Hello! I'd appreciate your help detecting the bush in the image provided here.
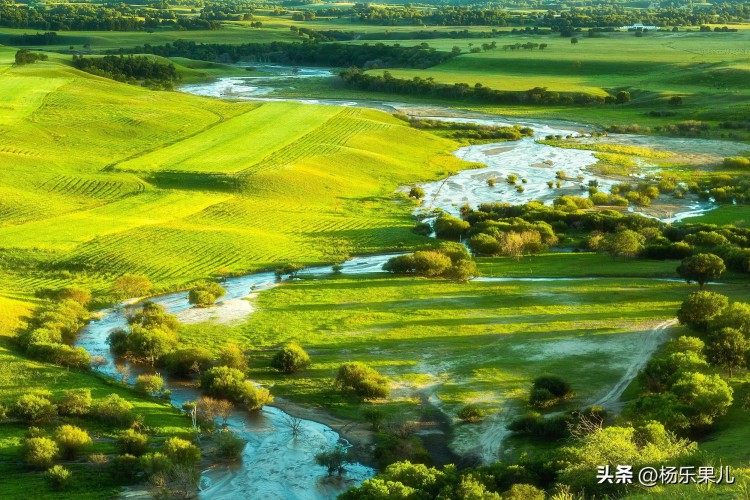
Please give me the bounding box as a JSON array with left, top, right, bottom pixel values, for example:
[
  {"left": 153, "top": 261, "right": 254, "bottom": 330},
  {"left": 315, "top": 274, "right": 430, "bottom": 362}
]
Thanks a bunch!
[
  {"left": 116, "top": 429, "right": 150, "bottom": 456},
  {"left": 58, "top": 389, "right": 92, "bottom": 416},
  {"left": 54, "top": 425, "right": 92, "bottom": 459},
  {"left": 409, "top": 186, "right": 425, "bottom": 199},
  {"left": 134, "top": 374, "right": 165, "bottom": 397},
  {"left": 26, "top": 342, "right": 91, "bottom": 369},
  {"left": 458, "top": 404, "right": 486, "bottom": 423},
  {"left": 214, "top": 430, "right": 245, "bottom": 460},
  {"left": 723, "top": 157, "right": 750, "bottom": 169},
  {"left": 433, "top": 214, "right": 470, "bottom": 240},
  {"left": 92, "top": 394, "right": 135, "bottom": 426},
  {"left": 160, "top": 347, "right": 213, "bottom": 377},
  {"left": 504, "top": 483, "right": 545, "bottom": 500},
  {"left": 271, "top": 343, "right": 311, "bottom": 374},
  {"left": 109, "top": 454, "right": 141, "bottom": 484},
  {"left": 139, "top": 452, "right": 173, "bottom": 476},
  {"left": 336, "top": 362, "right": 390, "bottom": 400},
  {"left": 162, "top": 437, "right": 201, "bottom": 465},
  {"left": 46, "top": 465, "right": 72, "bottom": 491},
  {"left": 22, "top": 437, "right": 59, "bottom": 469},
  {"left": 218, "top": 343, "right": 249, "bottom": 372},
  {"left": 12, "top": 394, "right": 57, "bottom": 424},
  {"left": 529, "top": 375, "right": 574, "bottom": 408},
  {"left": 467, "top": 233, "right": 501, "bottom": 256},
  {"left": 188, "top": 281, "right": 226, "bottom": 306},
  {"left": 201, "top": 366, "right": 272, "bottom": 410},
  {"left": 113, "top": 273, "right": 153, "bottom": 298},
  {"left": 315, "top": 445, "right": 350, "bottom": 476}
]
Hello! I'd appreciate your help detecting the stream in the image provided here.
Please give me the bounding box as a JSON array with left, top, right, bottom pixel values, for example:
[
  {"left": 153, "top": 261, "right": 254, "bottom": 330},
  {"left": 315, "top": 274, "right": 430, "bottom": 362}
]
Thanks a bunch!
[{"left": 73, "top": 66, "right": 749, "bottom": 499}]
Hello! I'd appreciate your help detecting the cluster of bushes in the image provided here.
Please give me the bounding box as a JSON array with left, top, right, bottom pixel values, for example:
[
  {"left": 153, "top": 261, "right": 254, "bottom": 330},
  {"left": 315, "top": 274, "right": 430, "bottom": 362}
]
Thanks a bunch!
[
  {"left": 382, "top": 242, "right": 477, "bottom": 281},
  {"left": 108, "top": 301, "right": 179, "bottom": 366},
  {"left": 17, "top": 288, "right": 92, "bottom": 369},
  {"left": 15, "top": 49, "right": 48, "bottom": 65},
  {"left": 187, "top": 281, "right": 226, "bottom": 307},
  {"left": 508, "top": 407, "right": 606, "bottom": 440},
  {"left": 340, "top": 68, "right": 605, "bottom": 106},
  {"left": 336, "top": 362, "right": 390, "bottom": 400},
  {"left": 362, "top": 409, "right": 431, "bottom": 468},
  {"left": 72, "top": 55, "right": 178, "bottom": 90},
  {"left": 398, "top": 115, "right": 533, "bottom": 142},
  {"left": 627, "top": 334, "right": 733, "bottom": 434}
]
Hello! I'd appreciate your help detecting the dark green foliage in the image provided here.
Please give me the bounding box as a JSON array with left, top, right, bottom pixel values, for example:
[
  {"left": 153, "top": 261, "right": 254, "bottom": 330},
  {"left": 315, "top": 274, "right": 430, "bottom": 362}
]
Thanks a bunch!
[
  {"left": 109, "top": 454, "right": 140, "bottom": 485},
  {"left": 383, "top": 243, "right": 477, "bottom": 281},
  {"left": 408, "top": 186, "right": 425, "bottom": 199},
  {"left": 457, "top": 404, "right": 486, "bottom": 423},
  {"left": 72, "top": 55, "right": 178, "bottom": 90},
  {"left": 315, "top": 445, "right": 350, "bottom": 476},
  {"left": 15, "top": 49, "right": 48, "bottom": 65},
  {"left": 529, "top": 375, "right": 574, "bottom": 408},
  {"left": 271, "top": 343, "right": 311, "bottom": 374},
  {"left": 116, "top": 429, "right": 150, "bottom": 456},
  {"left": 214, "top": 430, "right": 245, "bottom": 460},
  {"left": 335, "top": 362, "right": 390, "bottom": 400},
  {"left": 705, "top": 327, "right": 748, "bottom": 377}
]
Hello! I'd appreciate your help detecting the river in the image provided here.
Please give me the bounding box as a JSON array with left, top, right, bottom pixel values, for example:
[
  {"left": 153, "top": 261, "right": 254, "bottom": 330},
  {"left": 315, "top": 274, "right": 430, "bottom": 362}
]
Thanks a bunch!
[{"left": 74, "top": 66, "right": 747, "bottom": 499}]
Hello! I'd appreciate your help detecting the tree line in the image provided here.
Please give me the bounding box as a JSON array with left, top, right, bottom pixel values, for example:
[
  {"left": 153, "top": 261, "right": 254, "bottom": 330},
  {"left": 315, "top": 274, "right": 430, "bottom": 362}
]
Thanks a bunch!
[
  {"left": 72, "top": 55, "right": 179, "bottom": 90},
  {"left": 339, "top": 68, "right": 606, "bottom": 106},
  {"left": 118, "top": 40, "right": 455, "bottom": 68}
]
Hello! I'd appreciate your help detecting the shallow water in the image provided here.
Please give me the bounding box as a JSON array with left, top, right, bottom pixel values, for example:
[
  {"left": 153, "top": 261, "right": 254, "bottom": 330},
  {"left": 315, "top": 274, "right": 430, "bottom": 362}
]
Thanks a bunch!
[{"left": 71, "top": 70, "right": 747, "bottom": 497}]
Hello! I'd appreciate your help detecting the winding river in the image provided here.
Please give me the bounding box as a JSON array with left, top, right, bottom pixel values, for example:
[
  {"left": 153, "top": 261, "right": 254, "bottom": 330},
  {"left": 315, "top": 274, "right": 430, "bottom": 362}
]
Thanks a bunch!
[{"left": 74, "top": 66, "right": 749, "bottom": 499}]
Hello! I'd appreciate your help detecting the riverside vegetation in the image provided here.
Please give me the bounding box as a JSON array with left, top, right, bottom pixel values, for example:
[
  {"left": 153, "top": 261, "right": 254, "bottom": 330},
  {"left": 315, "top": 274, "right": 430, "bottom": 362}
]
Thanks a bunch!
[{"left": 2, "top": 1, "right": 750, "bottom": 498}]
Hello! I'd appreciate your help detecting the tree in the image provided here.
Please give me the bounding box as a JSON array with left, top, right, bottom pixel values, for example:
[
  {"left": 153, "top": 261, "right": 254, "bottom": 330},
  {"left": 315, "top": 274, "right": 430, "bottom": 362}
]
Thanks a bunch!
[
  {"left": 677, "top": 291, "right": 728, "bottom": 331},
  {"left": 134, "top": 373, "right": 165, "bottom": 397},
  {"left": 570, "top": 37, "right": 578, "bottom": 44},
  {"left": 529, "top": 375, "right": 574, "bottom": 408},
  {"left": 706, "top": 328, "right": 748, "bottom": 377},
  {"left": 671, "top": 371, "right": 733, "bottom": 429},
  {"left": 677, "top": 253, "right": 725, "bottom": 288},
  {"left": 201, "top": 366, "right": 273, "bottom": 410},
  {"left": 615, "top": 90, "right": 631, "bottom": 104},
  {"left": 408, "top": 187, "right": 425, "bottom": 199},
  {"left": 54, "top": 425, "right": 92, "bottom": 459},
  {"left": 336, "top": 362, "right": 390, "bottom": 400},
  {"left": 711, "top": 301, "right": 750, "bottom": 336},
  {"left": 112, "top": 273, "right": 152, "bottom": 298},
  {"left": 603, "top": 229, "right": 644, "bottom": 258},
  {"left": 188, "top": 281, "right": 226, "bottom": 307},
  {"left": 271, "top": 343, "right": 311, "bottom": 374}
]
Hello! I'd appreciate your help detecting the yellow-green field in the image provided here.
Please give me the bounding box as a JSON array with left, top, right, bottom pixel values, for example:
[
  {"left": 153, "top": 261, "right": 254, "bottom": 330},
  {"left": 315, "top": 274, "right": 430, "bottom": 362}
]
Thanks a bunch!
[{"left": 0, "top": 49, "right": 467, "bottom": 333}]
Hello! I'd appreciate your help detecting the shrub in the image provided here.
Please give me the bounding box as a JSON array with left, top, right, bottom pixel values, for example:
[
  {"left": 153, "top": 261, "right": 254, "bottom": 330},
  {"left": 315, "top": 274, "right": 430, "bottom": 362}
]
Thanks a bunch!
[
  {"left": 46, "top": 465, "right": 72, "bottom": 491},
  {"left": 458, "top": 404, "right": 486, "bottom": 423},
  {"left": 188, "top": 281, "right": 226, "bottom": 307},
  {"left": 413, "top": 221, "right": 432, "bottom": 236},
  {"left": 723, "top": 157, "right": 750, "bottom": 169},
  {"left": 134, "top": 374, "right": 165, "bottom": 397},
  {"left": 468, "top": 233, "right": 501, "bottom": 256},
  {"left": 109, "top": 454, "right": 141, "bottom": 484},
  {"left": 214, "top": 430, "right": 245, "bottom": 460},
  {"left": 409, "top": 186, "right": 425, "bottom": 199},
  {"left": 529, "top": 375, "right": 574, "bottom": 408},
  {"left": 58, "top": 389, "right": 92, "bottom": 416},
  {"left": 315, "top": 445, "right": 350, "bottom": 476},
  {"left": 162, "top": 437, "right": 201, "bottom": 465},
  {"left": 139, "top": 452, "right": 173, "bottom": 476},
  {"left": 113, "top": 273, "right": 152, "bottom": 298},
  {"left": 201, "top": 366, "right": 272, "bottom": 410},
  {"left": 218, "top": 343, "right": 249, "bottom": 372},
  {"left": 26, "top": 342, "right": 91, "bottom": 369},
  {"left": 116, "top": 429, "right": 150, "bottom": 456},
  {"left": 92, "top": 394, "right": 135, "bottom": 426},
  {"left": 336, "top": 362, "right": 390, "bottom": 400},
  {"left": 22, "top": 437, "right": 59, "bottom": 469},
  {"left": 12, "top": 394, "right": 57, "bottom": 424},
  {"left": 160, "top": 347, "right": 213, "bottom": 377},
  {"left": 433, "top": 214, "right": 470, "bottom": 240},
  {"left": 504, "top": 483, "right": 545, "bottom": 500},
  {"left": 271, "top": 343, "right": 311, "bottom": 374},
  {"left": 54, "top": 425, "right": 92, "bottom": 459}
]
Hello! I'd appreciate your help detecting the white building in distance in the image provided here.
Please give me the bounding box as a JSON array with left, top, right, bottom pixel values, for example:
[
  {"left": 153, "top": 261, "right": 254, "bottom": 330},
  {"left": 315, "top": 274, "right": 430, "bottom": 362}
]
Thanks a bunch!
[{"left": 620, "top": 23, "right": 660, "bottom": 30}]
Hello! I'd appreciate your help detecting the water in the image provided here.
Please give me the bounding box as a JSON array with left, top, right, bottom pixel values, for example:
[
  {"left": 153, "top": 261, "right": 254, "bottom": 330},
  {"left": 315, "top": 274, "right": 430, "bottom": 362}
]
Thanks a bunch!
[{"left": 74, "top": 68, "right": 745, "bottom": 498}]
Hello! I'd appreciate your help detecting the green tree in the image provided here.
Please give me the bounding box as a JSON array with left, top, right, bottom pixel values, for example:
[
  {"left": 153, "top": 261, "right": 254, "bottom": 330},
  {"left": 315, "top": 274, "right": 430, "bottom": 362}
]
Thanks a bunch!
[
  {"left": 116, "top": 429, "right": 150, "bottom": 456},
  {"left": 162, "top": 437, "right": 201, "bottom": 465},
  {"left": 22, "top": 437, "right": 59, "bottom": 469},
  {"left": 112, "top": 273, "right": 152, "bottom": 298},
  {"left": 711, "top": 301, "right": 750, "bottom": 336},
  {"left": 677, "top": 253, "right": 725, "bottom": 288},
  {"left": 677, "top": 291, "right": 729, "bottom": 331},
  {"left": 315, "top": 445, "right": 350, "bottom": 476},
  {"left": 218, "top": 343, "right": 249, "bottom": 373},
  {"left": 408, "top": 186, "right": 425, "bottom": 199},
  {"left": 603, "top": 229, "right": 644, "bottom": 258},
  {"left": 706, "top": 327, "right": 748, "bottom": 377},
  {"left": 671, "top": 371, "right": 733, "bottom": 429}
]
